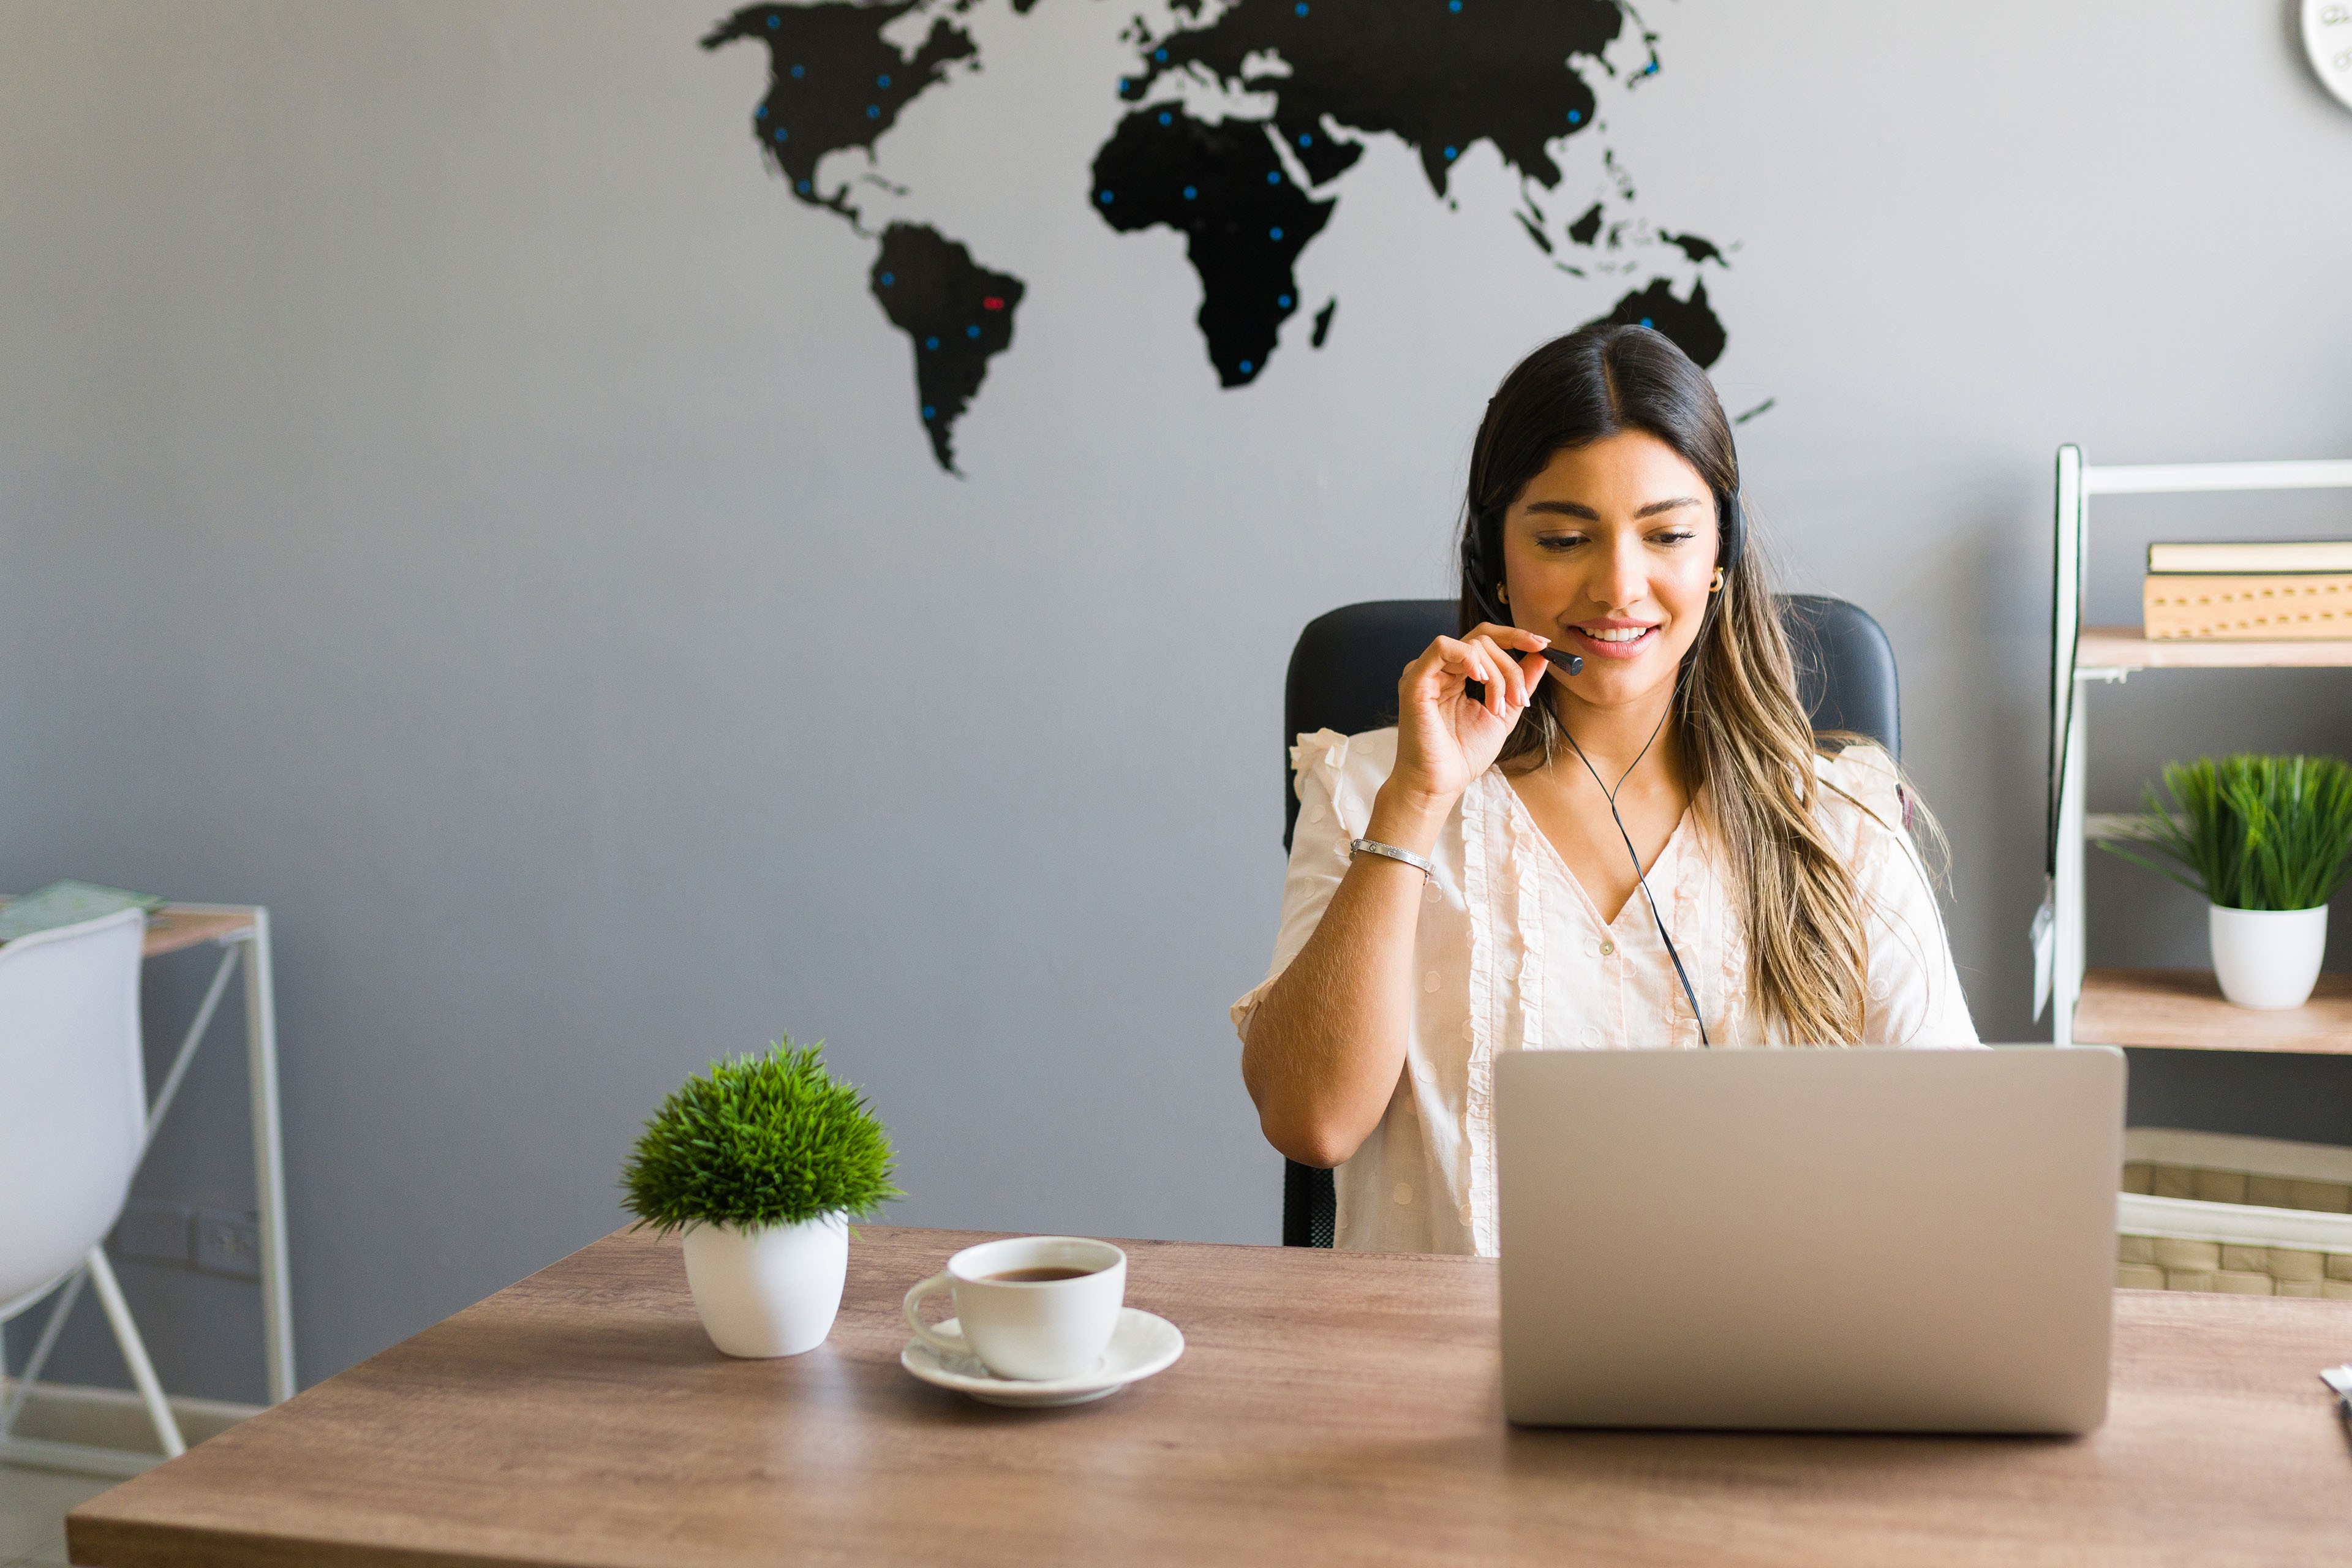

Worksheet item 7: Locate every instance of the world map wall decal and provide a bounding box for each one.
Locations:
[703,0,1734,474]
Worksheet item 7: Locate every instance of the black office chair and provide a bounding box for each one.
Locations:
[1275,594,1901,1247]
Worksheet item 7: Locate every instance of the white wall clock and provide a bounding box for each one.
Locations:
[2307,0,2352,112]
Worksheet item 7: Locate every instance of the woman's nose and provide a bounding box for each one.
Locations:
[1591,537,1648,611]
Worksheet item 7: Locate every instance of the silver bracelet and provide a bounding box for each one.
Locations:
[1349,837,1436,881]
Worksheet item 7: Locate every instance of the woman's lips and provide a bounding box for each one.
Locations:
[1565,624,1660,660]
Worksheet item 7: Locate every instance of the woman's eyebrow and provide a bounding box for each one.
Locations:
[1522,496,1704,519]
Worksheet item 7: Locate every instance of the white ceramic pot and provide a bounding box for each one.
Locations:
[2208,903,2328,1011]
[680,1213,848,1357]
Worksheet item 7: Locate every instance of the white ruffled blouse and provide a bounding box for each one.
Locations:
[1230,728,1978,1257]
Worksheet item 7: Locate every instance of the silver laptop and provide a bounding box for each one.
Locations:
[1497,1046,2124,1434]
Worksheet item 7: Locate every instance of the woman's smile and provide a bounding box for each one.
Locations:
[1564,620,1662,657]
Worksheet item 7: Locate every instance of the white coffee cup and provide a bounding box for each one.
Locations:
[902,1236,1126,1381]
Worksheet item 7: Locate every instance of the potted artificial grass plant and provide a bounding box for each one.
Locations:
[622,1041,900,1357]
[2100,754,2352,1010]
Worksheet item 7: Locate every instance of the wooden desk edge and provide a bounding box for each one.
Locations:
[0,896,258,959]
[140,907,258,958]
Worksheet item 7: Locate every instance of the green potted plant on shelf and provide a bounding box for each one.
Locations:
[2099,753,2352,1010]
[622,1039,901,1357]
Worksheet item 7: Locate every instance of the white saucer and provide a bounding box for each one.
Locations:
[900,1308,1185,1408]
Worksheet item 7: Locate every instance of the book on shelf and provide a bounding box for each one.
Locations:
[2143,573,2352,640]
[2146,539,2352,574]
[2141,538,2352,640]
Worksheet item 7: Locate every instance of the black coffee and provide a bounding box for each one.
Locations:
[982,1266,1097,1283]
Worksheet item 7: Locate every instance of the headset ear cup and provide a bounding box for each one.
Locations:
[1719,492,1746,573]
[1463,511,1507,625]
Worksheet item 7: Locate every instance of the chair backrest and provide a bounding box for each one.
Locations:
[0,908,148,1311]
[1276,595,1902,1245]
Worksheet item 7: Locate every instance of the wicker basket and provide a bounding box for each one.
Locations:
[2117,1128,2352,1298]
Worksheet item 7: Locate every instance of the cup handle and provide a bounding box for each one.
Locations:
[903,1273,971,1360]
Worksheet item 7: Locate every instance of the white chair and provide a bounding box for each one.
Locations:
[0,908,185,1463]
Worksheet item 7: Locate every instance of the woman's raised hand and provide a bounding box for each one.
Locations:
[1386,624,1552,812]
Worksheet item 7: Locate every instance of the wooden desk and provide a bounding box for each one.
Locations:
[69,1226,2352,1566]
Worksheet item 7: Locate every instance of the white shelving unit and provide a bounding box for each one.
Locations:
[2046,449,2352,1053]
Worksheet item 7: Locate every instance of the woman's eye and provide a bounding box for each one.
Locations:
[1651,530,1698,546]
[1534,535,1587,552]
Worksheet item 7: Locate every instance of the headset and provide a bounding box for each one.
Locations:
[1458,484,1746,1047]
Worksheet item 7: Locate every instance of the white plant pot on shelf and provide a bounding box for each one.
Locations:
[680,1213,849,1357]
[2208,904,2328,1011]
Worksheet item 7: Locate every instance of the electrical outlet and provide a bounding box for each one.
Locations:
[192,1208,262,1281]
[113,1199,194,1267]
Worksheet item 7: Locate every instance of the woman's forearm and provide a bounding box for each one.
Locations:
[1241,782,1453,1167]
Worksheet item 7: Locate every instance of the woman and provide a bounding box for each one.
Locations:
[1232,325,1975,1256]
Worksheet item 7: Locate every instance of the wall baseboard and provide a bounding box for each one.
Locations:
[0,1378,260,1477]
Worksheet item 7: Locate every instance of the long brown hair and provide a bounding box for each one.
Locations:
[1458,325,1903,1043]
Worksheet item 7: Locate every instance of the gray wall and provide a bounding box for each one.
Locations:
[2,1,2348,1404]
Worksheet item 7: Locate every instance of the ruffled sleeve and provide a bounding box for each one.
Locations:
[1229,728,1393,1039]
[1816,746,1979,1047]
